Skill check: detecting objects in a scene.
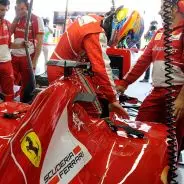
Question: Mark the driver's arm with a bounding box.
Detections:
[83,32,117,103]
[83,32,129,119]
[120,31,156,90]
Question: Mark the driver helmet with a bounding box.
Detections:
[106,6,144,48]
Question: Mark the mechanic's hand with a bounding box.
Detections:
[13,16,20,23]
[174,97,184,121]
[116,85,126,93]
[23,40,32,48]
[32,62,37,71]
[109,101,129,119]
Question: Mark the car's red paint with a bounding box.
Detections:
[107,47,131,77]
[0,70,168,184]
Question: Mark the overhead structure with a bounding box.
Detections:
[23,0,36,103]
[63,0,69,32]
[111,0,116,11]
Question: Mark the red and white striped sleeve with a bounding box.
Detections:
[120,36,155,89]
[36,16,44,35]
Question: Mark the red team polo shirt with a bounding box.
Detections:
[50,15,117,103]
[122,24,184,88]
[0,19,11,62]
[11,14,44,56]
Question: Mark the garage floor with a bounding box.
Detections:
[125,74,184,183]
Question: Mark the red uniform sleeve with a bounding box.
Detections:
[6,20,11,46]
[83,32,117,103]
[32,15,44,35]
[120,36,155,89]
[36,16,44,34]
[181,32,184,70]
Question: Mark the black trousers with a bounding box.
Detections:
[143,67,150,80]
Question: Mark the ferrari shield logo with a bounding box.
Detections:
[155,33,162,40]
[21,131,42,167]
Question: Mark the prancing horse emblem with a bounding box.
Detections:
[26,136,39,158]
[21,131,42,167]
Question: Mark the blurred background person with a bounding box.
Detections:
[42,17,53,72]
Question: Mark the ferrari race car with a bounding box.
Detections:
[0,61,169,184]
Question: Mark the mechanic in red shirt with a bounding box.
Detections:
[47,7,143,118]
[11,0,44,102]
[118,0,184,154]
[0,0,27,101]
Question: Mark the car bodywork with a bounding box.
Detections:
[0,65,168,184]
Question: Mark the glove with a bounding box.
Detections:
[116,85,126,94]
[109,101,129,119]
[23,40,32,48]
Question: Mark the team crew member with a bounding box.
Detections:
[48,7,143,117]
[49,13,124,117]
[42,17,53,71]
[0,0,26,101]
[11,0,44,102]
[118,0,184,154]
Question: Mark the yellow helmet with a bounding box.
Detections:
[107,6,144,47]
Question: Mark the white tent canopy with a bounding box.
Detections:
[6,0,161,19]
[6,0,162,31]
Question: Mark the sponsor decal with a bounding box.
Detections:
[44,146,83,184]
[153,47,164,51]
[155,32,181,41]
[155,33,163,40]
[16,27,33,33]
[21,131,42,167]
[3,25,8,31]
[78,16,97,26]
[161,165,169,184]
[47,175,59,184]
[171,33,182,40]
[0,35,9,39]
[73,112,84,131]
[40,106,92,184]
[153,47,178,54]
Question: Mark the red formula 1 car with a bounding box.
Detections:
[0,61,168,184]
